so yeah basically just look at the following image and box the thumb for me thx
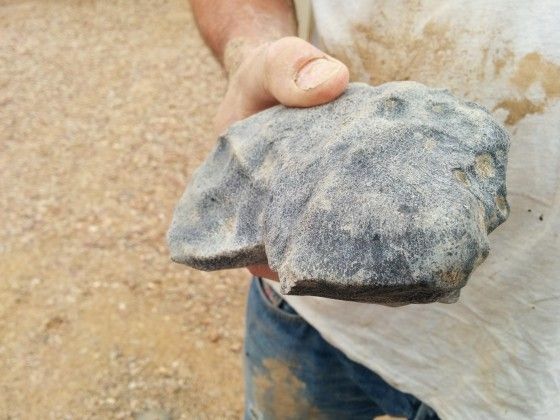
[215,37,349,135]
[262,37,350,107]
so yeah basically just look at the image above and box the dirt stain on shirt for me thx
[493,49,514,76]
[341,19,456,85]
[324,7,560,127]
[494,53,560,125]
[494,97,544,125]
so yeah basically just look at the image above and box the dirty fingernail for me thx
[295,58,343,90]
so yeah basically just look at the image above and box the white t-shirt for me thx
[273,1,560,418]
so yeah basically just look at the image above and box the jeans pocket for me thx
[254,277,303,322]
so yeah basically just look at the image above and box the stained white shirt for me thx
[274,1,560,418]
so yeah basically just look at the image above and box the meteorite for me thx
[167,82,510,305]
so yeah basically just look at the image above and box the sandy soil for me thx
[0,1,249,418]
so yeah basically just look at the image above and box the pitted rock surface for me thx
[168,82,510,305]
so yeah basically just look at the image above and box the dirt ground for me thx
[0,0,250,418]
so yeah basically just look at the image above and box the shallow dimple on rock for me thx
[474,153,496,178]
[495,195,508,213]
[441,270,465,287]
[428,101,453,115]
[452,169,470,187]
[378,95,407,117]
[477,204,488,234]
[424,137,437,150]
[167,82,510,305]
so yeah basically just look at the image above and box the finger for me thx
[263,36,350,107]
[235,37,349,111]
[247,264,279,281]
[215,37,349,134]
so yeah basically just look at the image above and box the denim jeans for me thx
[244,277,440,420]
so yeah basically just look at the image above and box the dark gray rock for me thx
[167,82,510,305]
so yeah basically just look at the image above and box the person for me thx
[188,1,560,418]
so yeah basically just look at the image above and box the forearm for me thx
[189,0,297,73]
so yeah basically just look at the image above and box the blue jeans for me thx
[244,277,439,420]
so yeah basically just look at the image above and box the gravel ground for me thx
[0,0,248,418]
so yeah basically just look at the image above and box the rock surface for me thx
[168,82,510,305]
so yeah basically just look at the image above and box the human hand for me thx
[214,36,349,280]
